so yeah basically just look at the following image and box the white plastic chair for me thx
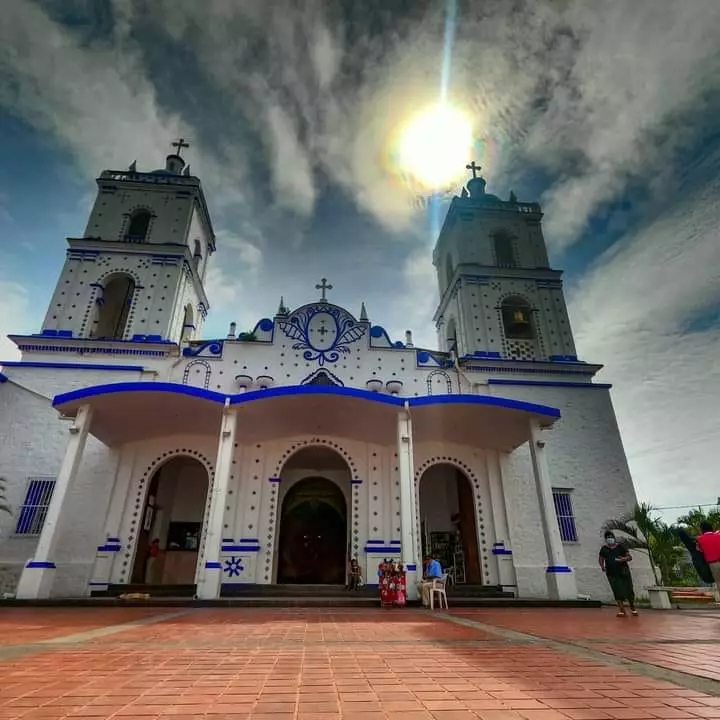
[429,574,448,610]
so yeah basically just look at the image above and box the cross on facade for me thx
[172,138,190,157]
[315,278,333,302]
[466,161,481,179]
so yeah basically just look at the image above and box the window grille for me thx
[14,477,56,536]
[552,489,578,542]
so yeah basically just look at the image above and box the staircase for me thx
[50,582,601,608]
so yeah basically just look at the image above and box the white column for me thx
[16,405,94,599]
[529,419,577,600]
[89,447,138,592]
[196,405,237,600]
[486,450,517,589]
[397,407,419,600]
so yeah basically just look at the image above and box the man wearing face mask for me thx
[599,531,638,617]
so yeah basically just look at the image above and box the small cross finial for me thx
[315,278,333,302]
[466,161,482,179]
[172,138,190,157]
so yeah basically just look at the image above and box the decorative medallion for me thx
[277,303,366,365]
[224,556,244,577]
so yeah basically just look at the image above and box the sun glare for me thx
[397,103,473,191]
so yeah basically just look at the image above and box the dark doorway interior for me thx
[277,477,347,584]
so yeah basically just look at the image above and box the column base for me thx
[404,565,419,601]
[494,548,517,588]
[545,566,577,600]
[15,561,57,599]
[196,562,223,600]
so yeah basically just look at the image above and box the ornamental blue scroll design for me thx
[277,303,366,366]
[182,339,224,358]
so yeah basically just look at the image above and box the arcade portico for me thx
[14,382,573,602]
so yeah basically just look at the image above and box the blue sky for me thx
[1,0,720,520]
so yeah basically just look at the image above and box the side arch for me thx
[117,447,215,585]
[414,455,490,585]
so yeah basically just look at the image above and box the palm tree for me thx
[677,507,720,535]
[603,503,680,585]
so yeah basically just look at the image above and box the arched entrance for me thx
[131,456,209,586]
[418,463,482,584]
[276,447,350,584]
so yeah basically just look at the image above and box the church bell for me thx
[508,308,530,332]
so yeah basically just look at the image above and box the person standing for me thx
[599,531,638,617]
[696,522,720,601]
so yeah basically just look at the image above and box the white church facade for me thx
[0,147,651,602]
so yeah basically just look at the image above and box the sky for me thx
[1,0,719,520]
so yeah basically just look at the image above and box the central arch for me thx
[275,446,351,585]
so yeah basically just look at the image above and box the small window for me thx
[193,239,202,271]
[126,210,151,242]
[552,489,577,542]
[15,478,56,535]
[493,231,516,267]
[501,297,534,340]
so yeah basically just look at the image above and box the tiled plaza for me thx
[1,606,719,719]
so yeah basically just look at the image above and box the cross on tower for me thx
[315,278,333,302]
[172,138,190,157]
[466,161,482,179]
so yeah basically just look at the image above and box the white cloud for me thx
[568,161,720,514]
[0,279,31,363]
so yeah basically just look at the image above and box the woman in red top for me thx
[697,522,720,600]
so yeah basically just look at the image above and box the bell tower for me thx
[432,163,577,361]
[41,140,215,344]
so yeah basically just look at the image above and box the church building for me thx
[0,146,651,602]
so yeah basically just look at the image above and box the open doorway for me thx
[418,463,482,584]
[277,477,347,584]
[131,456,209,586]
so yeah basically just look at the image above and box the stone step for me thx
[2,596,602,609]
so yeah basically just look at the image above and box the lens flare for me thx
[396,103,473,191]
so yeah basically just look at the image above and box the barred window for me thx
[552,489,578,542]
[15,478,56,535]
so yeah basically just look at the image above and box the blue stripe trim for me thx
[488,379,612,389]
[350,479,363,484]
[406,563,417,571]
[97,544,121,552]
[364,546,402,553]
[205,561,222,569]
[238,537,259,543]
[0,372,7,383]
[492,548,513,555]
[88,581,109,586]
[546,565,573,573]
[268,477,281,483]
[107,537,120,542]
[25,561,56,569]
[52,382,561,419]
[366,540,384,544]
[221,545,261,552]
[2,361,145,372]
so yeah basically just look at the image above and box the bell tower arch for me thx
[432,166,577,361]
[41,140,215,344]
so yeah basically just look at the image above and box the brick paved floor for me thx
[0,607,719,719]
[449,608,720,683]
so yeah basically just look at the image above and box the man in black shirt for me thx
[599,531,638,617]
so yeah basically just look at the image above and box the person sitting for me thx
[347,557,362,591]
[420,555,443,607]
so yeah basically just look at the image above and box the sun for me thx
[397,103,473,191]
